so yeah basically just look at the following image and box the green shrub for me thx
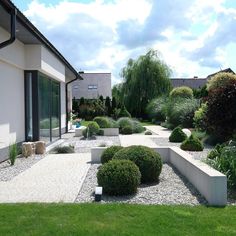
[97,159,141,195]
[207,143,225,160]
[132,120,145,133]
[87,121,100,136]
[207,145,236,189]
[146,96,167,122]
[117,117,144,133]
[169,127,187,142]
[101,146,123,164]
[113,145,162,183]
[166,98,200,128]
[97,129,104,136]
[93,117,110,128]
[207,72,236,91]
[205,80,236,142]
[170,86,193,99]
[121,125,133,135]
[180,134,204,151]
[118,106,131,118]
[193,103,207,131]
[9,143,17,166]
[107,117,119,128]
[53,145,75,153]
[145,131,152,135]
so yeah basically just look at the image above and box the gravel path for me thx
[0,155,43,181]
[151,137,213,161]
[75,164,207,205]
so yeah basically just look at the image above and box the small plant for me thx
[206,145,236,189]
[93,117,111,128]
[118,106,131,118]
[169,127,187,143]
[180,134,204,151]
[121,125,133,134]
[97,159,141,196]
[145,131,152,135]
[207,143,225,160]
[98,142,107,147]
[9,143,17,166]
[113,145,162,183]
[101,146,123,164]
[83,121,100,138]
[53,145,75,153]
[97,129,104,136]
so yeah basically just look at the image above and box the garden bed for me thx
[75,164,207,205]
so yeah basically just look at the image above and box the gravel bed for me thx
[75,164,207,205]
[151,137,213,161]
[62,136,121,153]
[0,155,43,181]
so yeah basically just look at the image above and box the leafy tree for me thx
[79,97,85,106]
[72,97,79,113]
[121,49,172,117]
[99,95,104,104]
[112,84,124,107]
[112,96,117,112]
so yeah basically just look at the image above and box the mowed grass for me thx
[0,204,236,236]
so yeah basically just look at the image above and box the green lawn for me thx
[139,120,155,126]
[0,204,236,236]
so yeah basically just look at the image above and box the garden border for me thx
[91,146,227,206]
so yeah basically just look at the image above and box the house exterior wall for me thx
[0,26,69,161]
[72,73,111,99]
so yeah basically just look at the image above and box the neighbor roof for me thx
[207,68,235,79]
[0,0,82,80]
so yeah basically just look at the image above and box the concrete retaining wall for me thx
[101,128,119,136]
[91,145,227,206]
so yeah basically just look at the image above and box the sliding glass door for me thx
[25,71,61,144]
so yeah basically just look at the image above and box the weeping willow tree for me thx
[120,49,172,117]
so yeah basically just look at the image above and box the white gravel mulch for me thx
[0,155,43,181]
[151,137,213,161]
[75,164,207,205]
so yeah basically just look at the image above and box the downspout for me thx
[0,8,17,49]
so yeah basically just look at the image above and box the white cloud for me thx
[19,0,236,85]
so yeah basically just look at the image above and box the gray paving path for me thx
[0,153,91,203]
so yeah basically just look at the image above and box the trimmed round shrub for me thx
[101,146,123,164]
[145,131,152,135]
[97,159,141,195]
[169,127,187,142]
[113,145,162,183]
[93,117,110,128]
[180,134,203,151]
[207,72,236,91]
[170,86,193,99]
[121,125,133,135]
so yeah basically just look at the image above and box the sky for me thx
[12,0,236,85]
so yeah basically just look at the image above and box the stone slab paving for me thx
[144,125,172,137]
[119,134,159,147]
[0,153,91,203]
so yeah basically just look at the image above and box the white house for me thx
[0,0,82,161]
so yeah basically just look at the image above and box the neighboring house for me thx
[171,77,207,89]
[72,72,111,99]
[0,0,82,161]
[171,68,235,89]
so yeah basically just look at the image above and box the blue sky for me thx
[12,0,236,84]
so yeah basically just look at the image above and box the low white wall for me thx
[101,128,119,136]
[91,145,227,206]
[169,147,227,206]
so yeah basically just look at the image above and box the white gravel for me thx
[0,155,43,181]
[75,164,207,205]
[151,137,213,161]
